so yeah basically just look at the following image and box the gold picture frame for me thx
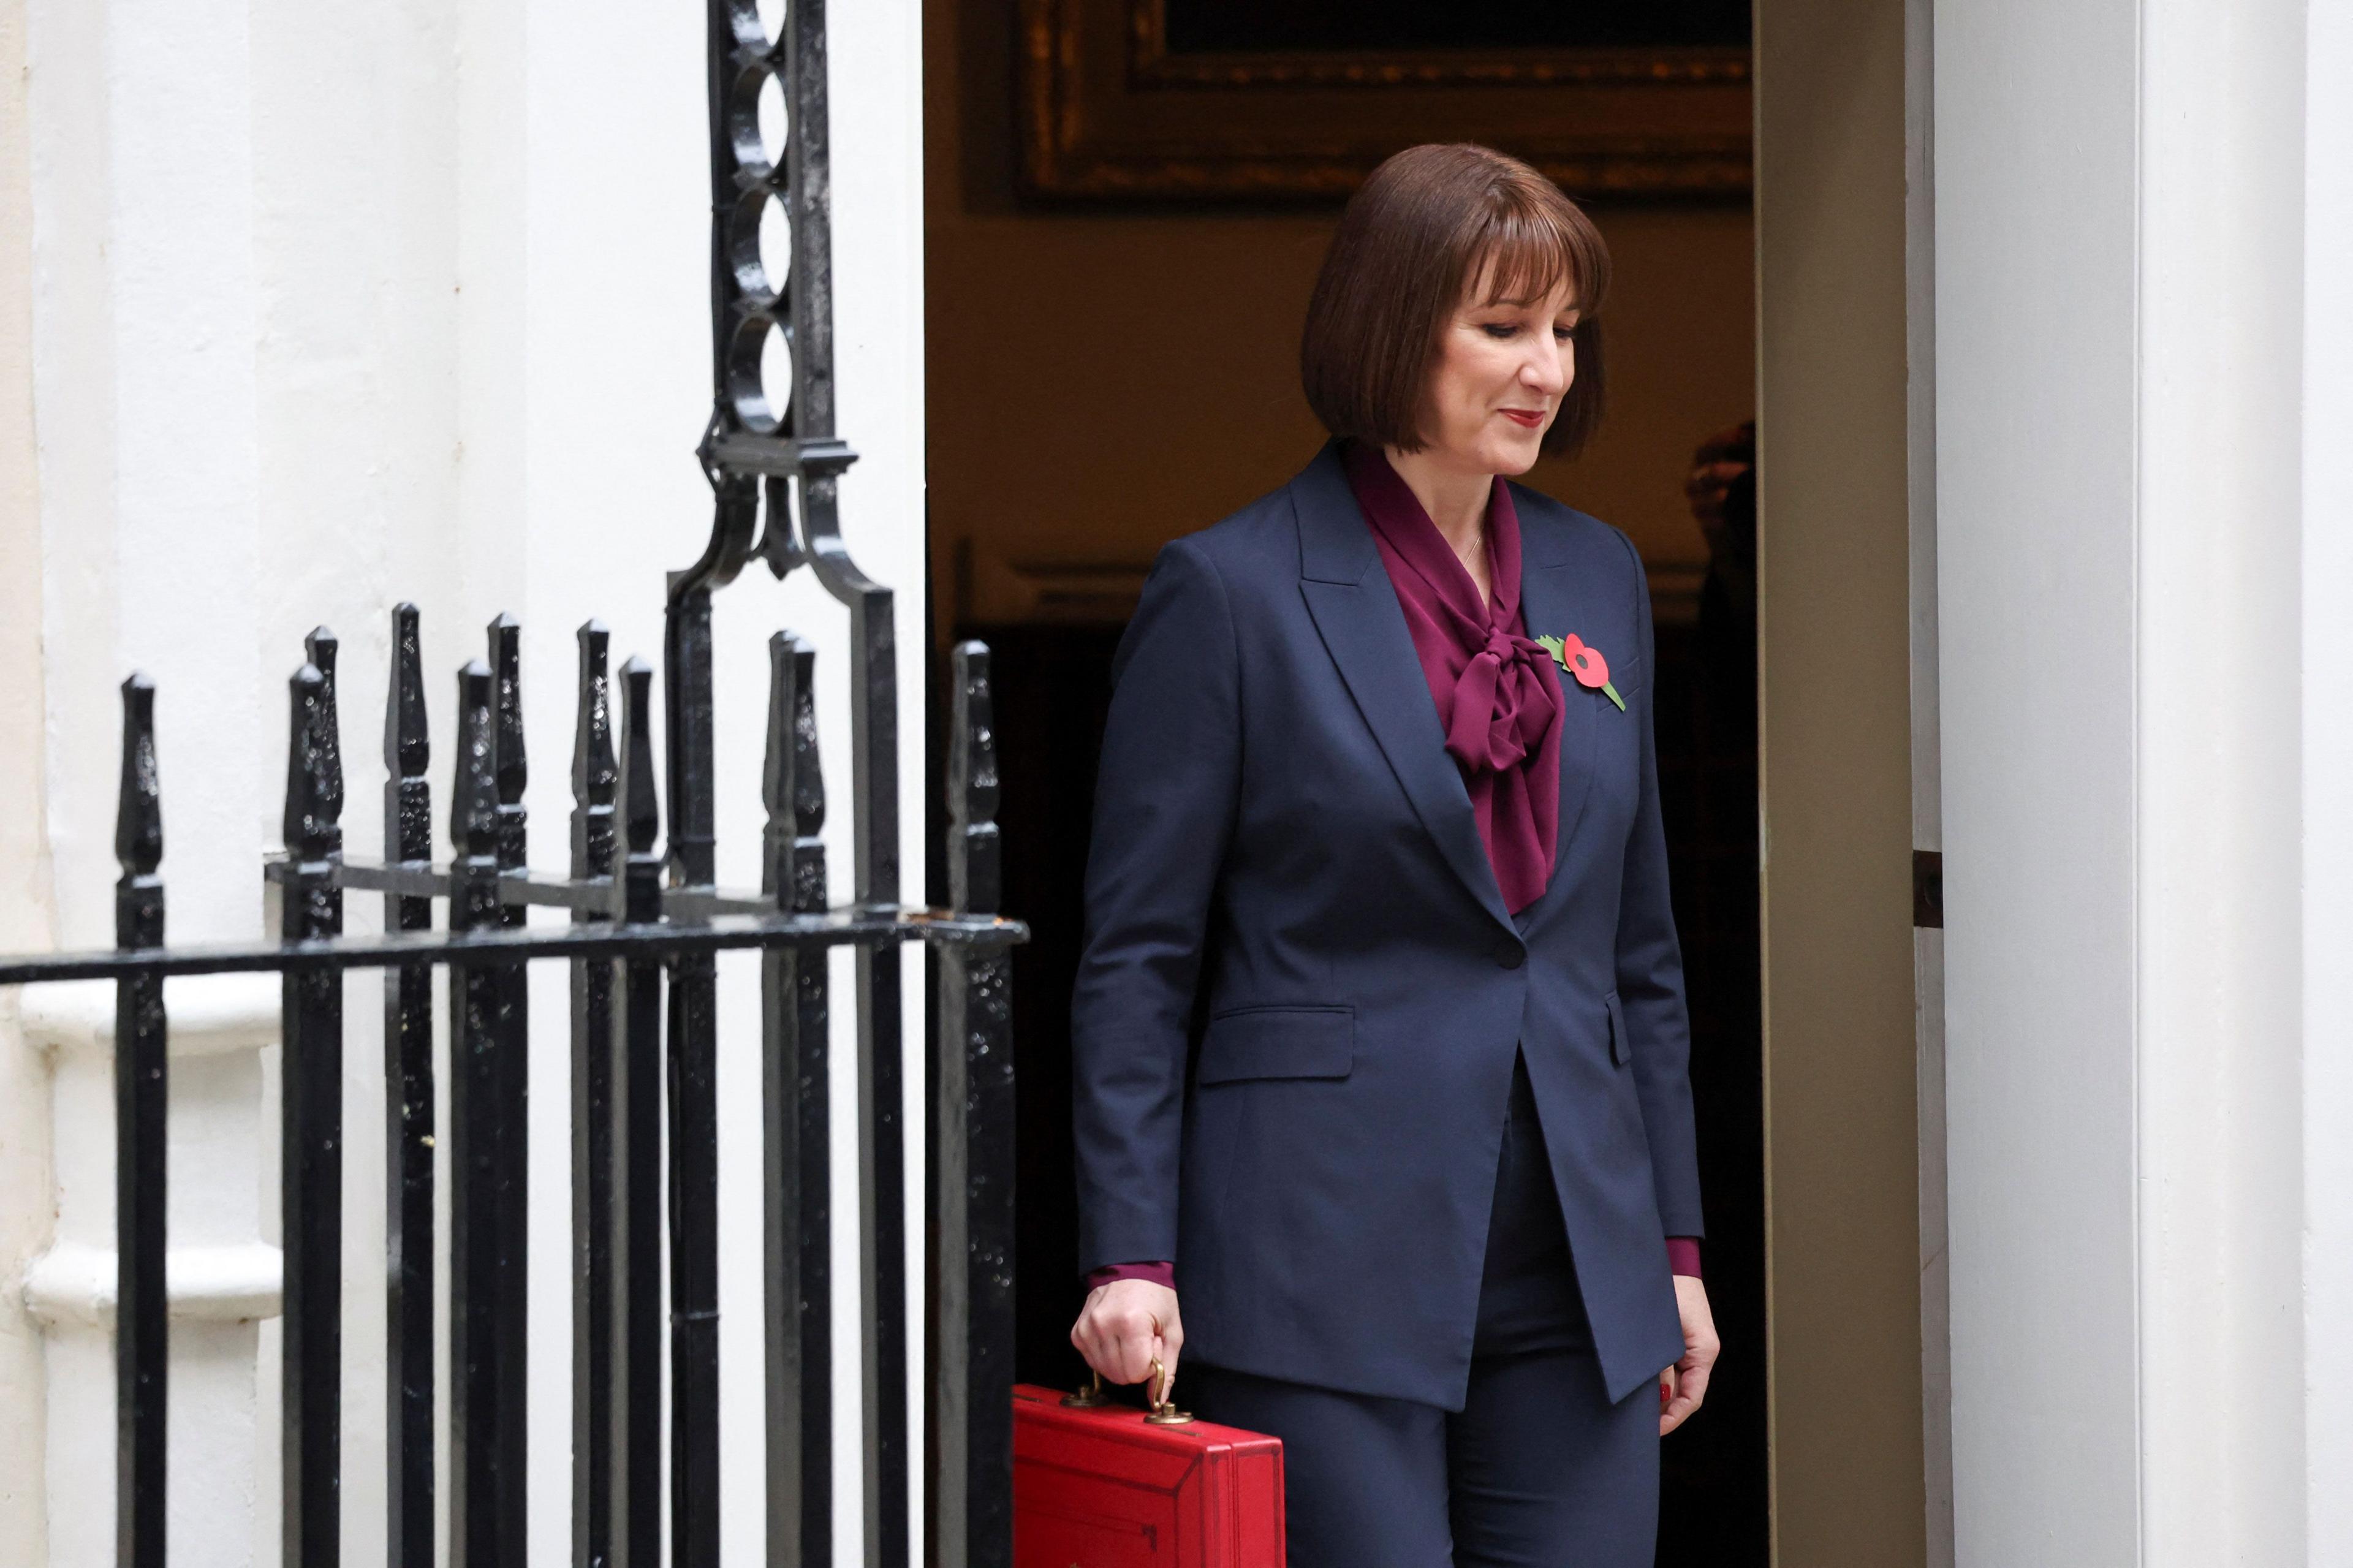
[1020,0,1753,200]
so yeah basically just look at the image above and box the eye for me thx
[1482,322,1518,340]
[1554,323,1577,341]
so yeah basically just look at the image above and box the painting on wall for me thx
[1020,0,1752,200]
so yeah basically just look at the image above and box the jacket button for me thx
[1493,941,1525,970]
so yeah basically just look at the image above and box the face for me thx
[1415,267,1579,477]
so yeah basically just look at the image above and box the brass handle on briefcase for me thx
[1060,1358,1193,1426]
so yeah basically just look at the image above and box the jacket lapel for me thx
[1290,445,1517,936]
[1513,505,1607,920]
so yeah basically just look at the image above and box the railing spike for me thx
[610,650,664,1566]
[489,613,527,808]
[116,673,162,879]
[574,622,618,816]
[284,664,341,863]
[567,617,623,1566]
[112,670,167,1568]
[618,657,660,865]
[762,633,797,895]
[381,604,434,1568]
[385,604,430,784]
[790,641,826,912]
[280,646,347,1566]
[948,642,1001,917]
[453,659,499,862]
[304,627,345,853]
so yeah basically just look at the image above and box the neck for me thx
[1382,443,1495,560]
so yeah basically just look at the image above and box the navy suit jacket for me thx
[1072,444,1701,1407]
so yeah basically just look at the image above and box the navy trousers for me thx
[1186,1058,1660,1567]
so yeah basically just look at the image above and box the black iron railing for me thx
[0,0,1027,1565]
[0,623,1020,1568]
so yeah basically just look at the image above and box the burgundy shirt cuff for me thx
[1089,1246,1694,1290]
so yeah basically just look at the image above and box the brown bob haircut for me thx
[1301,143,1611,458]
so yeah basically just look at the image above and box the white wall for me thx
[2301,0,2353,1553]
[6,0,928,1559]
[1934,0,2327,1561]
[2134,1,2306,1559]
[0,0,56,1552]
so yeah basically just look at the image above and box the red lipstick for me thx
[1501,409,1545,429]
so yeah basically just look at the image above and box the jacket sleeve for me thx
[1071,538,1243,1274]
[1612,532,1707,1240]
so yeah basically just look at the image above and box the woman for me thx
[1069,142,1718,1566]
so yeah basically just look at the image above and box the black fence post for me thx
[114,672,167,1568]
[282,635,348,1568]
[928,643,1015,1568]
[485,616,532,1568]
[382,604,436,1568]
[765,633,832,1568]
[572,622,624,1568]
[664,601,725,1568]
[614,656,667,1568]
[449,658,519,1568]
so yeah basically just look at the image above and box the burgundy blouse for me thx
[1344,441,1563,913]
[1089,447,1699,1291]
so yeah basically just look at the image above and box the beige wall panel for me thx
[1756,0,1925,1561]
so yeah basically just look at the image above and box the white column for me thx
[1936,0,2319,1560]
[1934,0,2143,1556]
[2300,0,2353,1558]
[18,979,284,1568]
[0,0,57,1555]
[23,0,279,1555]
[2134,0,2306,1560]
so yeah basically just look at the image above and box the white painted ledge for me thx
[23,1238,284,1329]
[16,972,281,1059]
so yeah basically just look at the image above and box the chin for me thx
[1480,437,1544,478]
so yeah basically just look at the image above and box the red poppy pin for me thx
[1536,634,1626,712]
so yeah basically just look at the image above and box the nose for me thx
[1522,336,1570,398]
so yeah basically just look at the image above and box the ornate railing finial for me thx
[305,628,346,854]
[115,673,163,884]
[284,662,344,865]
[948,643,1001,917]
[572,622,618,879]
[453,660,499,863]
[617,657,661,873]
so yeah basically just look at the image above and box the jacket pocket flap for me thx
[1605,992,1630,1067]
[1197,1006,1355,1085]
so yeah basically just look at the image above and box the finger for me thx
[1661,1369,1705,1433]
[1114,1324,1158,1386]
[1072,1318,1108,1379]
[1677,1358,1713,1412]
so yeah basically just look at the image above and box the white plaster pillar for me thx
[1934,0,2322,1559]
[2299,0,2353,1556]
[0,0,57,1547]
[1936,6,2142,1563]
[18,979,284,1568]
[2134,0,2306,1558]
[23,0,278,1555]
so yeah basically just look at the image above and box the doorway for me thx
[923,5,1851,1562]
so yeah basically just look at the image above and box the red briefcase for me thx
[1012,1368,1286,1568]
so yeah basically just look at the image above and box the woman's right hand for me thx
[1071,1278,1184,1399]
